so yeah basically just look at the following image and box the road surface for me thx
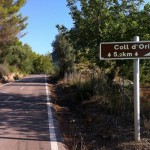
[0,74,66,150]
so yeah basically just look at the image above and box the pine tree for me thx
[0,0,27,44]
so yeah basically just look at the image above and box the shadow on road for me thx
[0,77,61,142]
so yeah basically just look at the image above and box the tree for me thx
[6,42,55,75]
[6,45,26,68]
[20,44,34,73]
[6,42,33,74]
[62,0,150,81]
[66,0,148,61]
[0,0,28,63]
[33,53,54,75]
[0,0,27,44]
[52,33,75,76]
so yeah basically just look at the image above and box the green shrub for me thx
[140,73,150,85]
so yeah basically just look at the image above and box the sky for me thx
[20,0,73,55]
[20,0,149,55]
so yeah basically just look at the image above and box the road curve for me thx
[0,74,66,150]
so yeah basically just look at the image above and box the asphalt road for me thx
[0,75,66,150]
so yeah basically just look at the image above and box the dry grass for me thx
[48,76,150,150]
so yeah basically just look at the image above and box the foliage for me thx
[0,0,28,68]
[64,68,134,116]
[0,0,27,43]
[2,40,55,76]
[0,1,56,80]
[33,53,54,75]
[140,59,150,85]
[7,45,26,67]
[52,33,75,77]
[54,0,150,84]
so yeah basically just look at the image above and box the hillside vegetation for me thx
[50,0,150,149]
[52,0,150,85]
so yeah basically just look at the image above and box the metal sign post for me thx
[100,36,150,141]
[133,36,140,141]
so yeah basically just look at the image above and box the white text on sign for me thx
[114,44,150,50]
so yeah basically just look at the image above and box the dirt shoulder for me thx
[48,78,150,150]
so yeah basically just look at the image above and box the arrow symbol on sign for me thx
[108,53,111,57]
[135,52,138,56]
[144,52,150,56]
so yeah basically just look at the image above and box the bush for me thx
[50,65,60,79]
[0,64,9,77]
[140,73,150,85]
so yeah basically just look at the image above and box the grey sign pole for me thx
[100,36,150,141]
[133,36,140,141]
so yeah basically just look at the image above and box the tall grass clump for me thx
[64,67,134,117]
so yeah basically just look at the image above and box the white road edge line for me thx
[20,87,24,90]
[0,82,11,88]
[4,96,13,102]
[45,75,59,150]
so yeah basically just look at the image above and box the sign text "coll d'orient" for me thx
[100,41,150,60]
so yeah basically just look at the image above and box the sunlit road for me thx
[0,75,66,150]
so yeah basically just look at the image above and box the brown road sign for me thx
[100,41,150,60]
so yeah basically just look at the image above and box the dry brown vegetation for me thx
[49,75,150,150]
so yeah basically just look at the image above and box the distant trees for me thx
[6,42,33,74]
[6,42,54,75]
[33,53,54,75]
